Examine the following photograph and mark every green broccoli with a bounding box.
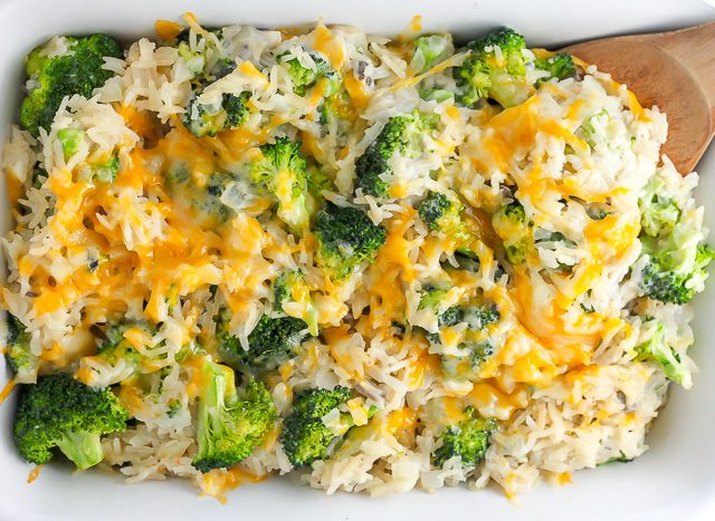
[641,244,714,304]
[4,313,39,383]
[306,165,334,199]
[281,51,340,96]
[452,250,482,272]
[432,407,496,467]
[418,88,455,103]
[174,28,231,82]
[57,128,84,159]
[440,304,500,331]
[441,340,495,380]
[492,201,530,265]
[429,304,500,375]
[96,321,144,360]
[183,91,251,138]
[13,373,128,470]
[318,87,355,129]
[313,202,387,279]
[21,34,123,136]
[418,191,470,241]
[191,359,276,472]
[411,34,453,74]
[584,201,611,221]
[216,311,309,373]
[280,386,355,467]
[90,153,121,183]
[640,205,714,306]
[535,53,577,83]
[440,249,482,273]
[273,271,319,336]
[164,163,236,223]
[419,286,449,311]
[453,27,531,108]
[82,321,168,383]
[639,175,680,238]
[635,319,691,386]
[354,111,438,198]
[250,137,313,233]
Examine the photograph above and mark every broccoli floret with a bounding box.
[453,27,530,108]
[641,244,714,304]
[639,175,680,238]
[535,53,577,83]
[78,321,165,385]
[91,153,121,183]
[418,191,469,241]
[492,201,530,265]
[418,191,452,230]
[306,166,334,199]
[640,214,714,305]
[453,250,482,272]
[57,128,84,159]
[66,139,121,183]
[354,111,438,198]
[429,304,500,373]
[183,91,251,138]
[441,340,495,380]
[440,249,482,273]
[281,51,340,96]
[216,312,309,373]
[197,173,235,223]
[432,407,496,467]
[313,203,387,279]
[429,302,499,345]
[641,262,692,304]
[174,28,231,82]
[21,34,123,137]
[418,88,455,103]
[95,321,148,366]
[164,162,236,224]
[584,201,611,221]
[440,304,500,330]
[274,271,319,336]
[635,319,691,387]
[411,34,453,74]
[280,386,354,467]
[250,137,313,233]
[419,287,449,311]
[4,314,39,383]
[191,359,276,472]
[13,373,128,470]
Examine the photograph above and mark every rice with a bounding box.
[1,18,712,501]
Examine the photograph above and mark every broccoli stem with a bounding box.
[55,431,104,470]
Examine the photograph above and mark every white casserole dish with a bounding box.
[0,0,714,519]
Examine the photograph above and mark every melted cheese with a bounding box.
[26,465,42,484]
[0,378,16,406]
[312,24,345,69]
[155,19,182,41]
[344,73,371,111]
[199,467,266,504]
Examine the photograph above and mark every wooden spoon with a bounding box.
[561,21,715,174]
